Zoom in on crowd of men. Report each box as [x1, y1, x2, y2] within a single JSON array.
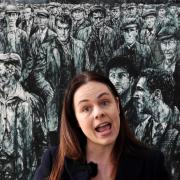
[[0, 1, 180, 180]]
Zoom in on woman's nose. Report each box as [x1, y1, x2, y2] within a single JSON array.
[[93, 106, 105, 119]]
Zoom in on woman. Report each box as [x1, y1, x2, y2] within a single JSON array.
[[34, 71, 169, 180]]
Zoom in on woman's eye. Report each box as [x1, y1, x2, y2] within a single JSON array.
[[82, 106, 91, 112], [101, 100, 109, 106]]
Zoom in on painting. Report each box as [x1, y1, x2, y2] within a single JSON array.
[[0, 0, 179, 179]]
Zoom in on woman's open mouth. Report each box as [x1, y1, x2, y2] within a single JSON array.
[[95, 122, 112, 136]]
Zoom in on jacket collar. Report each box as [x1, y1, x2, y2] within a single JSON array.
[[0, 83, 27, 103], [64, 157, 97, 180]]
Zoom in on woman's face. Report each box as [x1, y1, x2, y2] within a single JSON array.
[[73, 81, 120, 148]]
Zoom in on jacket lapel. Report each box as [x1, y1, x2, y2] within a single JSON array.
[[64, 157, 90, 180], [116, 154, 143, 180]]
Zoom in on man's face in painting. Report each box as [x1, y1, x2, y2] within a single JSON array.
[[160, 37, 177, 60], [5, 12, 18, 27], [145, 15, 156, 29], [133, 77, 152, 114], [56, 21, 71, 42], [38, 15, 48, 30], [109, 67, 132, 96], [110, 7, 120, 19], [72, 9, 84, 21], [123, 26, 138, 45], [91, 11, 105, 29], [23, 7, 31, 21]]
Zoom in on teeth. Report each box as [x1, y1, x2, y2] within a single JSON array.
[[97, 122, 109, 128], [95, 123, 111, 132]]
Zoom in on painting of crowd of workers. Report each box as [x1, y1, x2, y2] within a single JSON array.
[[0, 1, 180, 179]]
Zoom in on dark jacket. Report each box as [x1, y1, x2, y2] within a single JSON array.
[[34, 146, 169, 180], [113, 41, 153, 76]]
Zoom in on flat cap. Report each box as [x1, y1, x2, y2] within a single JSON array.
[[127, 3, 136, 9], [17, 4, 24, 10], [121, 3, 126, 9], [109, 3, 120, 10], [143, 4, 153, 10], [61, 5, 69, 12], [167, 2, 177, 7], [138, 3, 144, 7], [5, 4, 19, 14], [142, 8, 156, 18], [48, 2, 58, 8], [89, 5, 106, 17], [157, 26, 177, 40], [157, 4, 166, 10], [71, 5, 84, 13], [0, 53, 22, 68], [36, 9, 49, 18], [121, 18, 139, 30]]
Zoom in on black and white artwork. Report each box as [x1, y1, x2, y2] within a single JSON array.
[[0, 0, 180, 179]]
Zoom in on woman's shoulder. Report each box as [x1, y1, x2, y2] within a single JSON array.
[[138, 149, 170, 179], [129, 146, 168, 168], [33, 146, 58, 180], [134, 147, 164, 161], [118, 148, 170, 180]]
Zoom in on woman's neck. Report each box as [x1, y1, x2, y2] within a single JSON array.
[[86, 143, 116, 180], [86, 142, 114, 162]]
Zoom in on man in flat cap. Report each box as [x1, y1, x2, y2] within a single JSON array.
[[108, 3, 121, 24], [0, 4, 33, 85], [47, 1, 59, 15], [139, 8, 157, 54], [127, 3, 137, 18], [0, 4, 5, 32], [154, 26, 180, 111], [127, 3, 143, 29], [30, 8, 56, 65], [156, 4, 167, 30], [155, 26, 179, 72], [47, 2, 60, 31], [106, 3, 124, 50], [138, 3, 144, 17], [29, 9, 57, 144], [113, 17, 153, 76], [32, 9, 51, 42], [32, 14, 89, 144], [121, 3, 127, 18], [61, 5, 70, 15], [77, 5, 115, 74], [71, 5, 90, 38], [168, 2, 177, 18], [0, 53, 38, 179], [17, 5, 35, 38]]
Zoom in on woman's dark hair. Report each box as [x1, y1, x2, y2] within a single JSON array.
[[49, 71, 143, 180]]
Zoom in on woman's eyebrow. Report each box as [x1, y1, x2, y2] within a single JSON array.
[[78, 92, 110, 105], [97, 92, 110, 99], [78, 99, 89, 105]]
